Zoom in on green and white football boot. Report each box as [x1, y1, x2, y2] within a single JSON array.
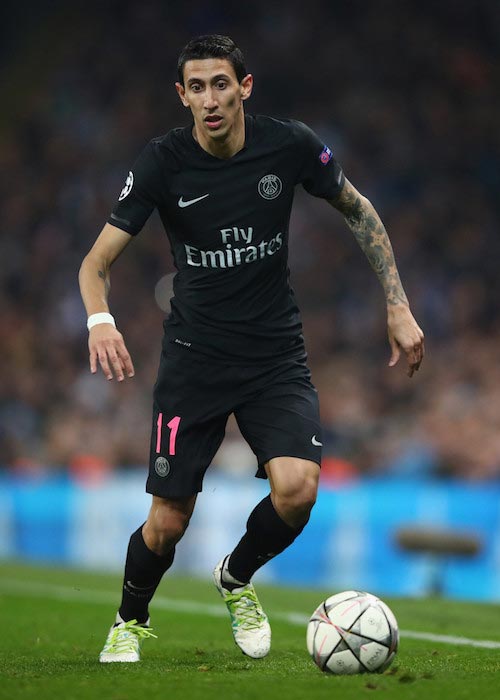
[[213, 557, 271, 659], [99, 616, 157, 663]]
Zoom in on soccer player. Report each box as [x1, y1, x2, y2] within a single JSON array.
[[79, 35, 424, 662]]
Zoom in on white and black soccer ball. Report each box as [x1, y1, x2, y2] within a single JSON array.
[[306, 591, 399, 675]]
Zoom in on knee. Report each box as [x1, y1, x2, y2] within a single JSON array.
[[273, 473, 318, 527], [291, 473, 318, 513], [144, 500, 192, 555], [151, 506, 190, 540]]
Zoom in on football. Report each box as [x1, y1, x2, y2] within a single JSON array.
[[306, 590, 399, 674]]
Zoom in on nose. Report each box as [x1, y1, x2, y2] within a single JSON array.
[[203, 87, 218, 110]]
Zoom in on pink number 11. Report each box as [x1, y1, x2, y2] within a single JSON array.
[[156, 414, 181, 456]]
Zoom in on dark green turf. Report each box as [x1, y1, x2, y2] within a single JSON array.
[[1, 561, 499, 700]]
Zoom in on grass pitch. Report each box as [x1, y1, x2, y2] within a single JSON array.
[[1, 562, 499, 700]]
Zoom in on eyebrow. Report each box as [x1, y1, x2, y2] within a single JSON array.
[[187, 73, 232, 86]]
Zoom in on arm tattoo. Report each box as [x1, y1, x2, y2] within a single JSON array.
[[331, 183, 408, 306], [98, 269, 111, 299]]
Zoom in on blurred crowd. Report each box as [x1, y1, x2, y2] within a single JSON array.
[[1, 0, 499, 481]]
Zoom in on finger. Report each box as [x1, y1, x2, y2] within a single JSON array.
[[388, 338, 400, 367], [89, 347, 97, 374], [107, 350, 125, 382], [415, 341, 425, 372], [413, 340, 425, 369], [407, 342, 424, 377], [98, 350, 113, 381], [118, 344, 135, 378]]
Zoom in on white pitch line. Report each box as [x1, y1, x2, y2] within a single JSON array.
[[399, 630, 500, 650], [1, 577, 500, 650]]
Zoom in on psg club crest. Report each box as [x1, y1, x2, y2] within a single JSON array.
[[154, 456, 170, 477], [258, 174, 282, 200], [119, 171, 134, 201]]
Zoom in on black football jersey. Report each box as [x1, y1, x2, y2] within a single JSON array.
[[108, 115, 344, 362]]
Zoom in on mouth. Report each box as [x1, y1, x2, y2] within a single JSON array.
[[204, 115, 224, 130]]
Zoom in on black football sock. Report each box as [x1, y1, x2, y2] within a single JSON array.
[[118, 524, 175, 624], [226, 495, 306, 585]]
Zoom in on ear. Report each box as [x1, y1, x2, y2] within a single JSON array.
[[240, 74, 253, 102], [175, 82, 190, 108]]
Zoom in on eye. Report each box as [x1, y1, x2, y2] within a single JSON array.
[[216, 81, 227, 89], [190, 83, 202, 92]]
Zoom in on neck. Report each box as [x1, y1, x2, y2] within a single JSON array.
[[193, 109, 246, 159]]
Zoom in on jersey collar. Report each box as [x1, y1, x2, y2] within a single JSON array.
[[184, 115, 254, 162]]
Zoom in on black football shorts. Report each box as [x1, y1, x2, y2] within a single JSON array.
[[146, 342, 322, 499]]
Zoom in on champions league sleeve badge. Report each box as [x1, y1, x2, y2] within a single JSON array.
[[319, 146, 333, 165], [119, 171, 134, 200]]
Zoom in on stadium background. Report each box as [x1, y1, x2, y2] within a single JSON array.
[[1, 0, 499, 600]]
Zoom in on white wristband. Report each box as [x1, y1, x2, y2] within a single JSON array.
[[87, 312, 116, 331]]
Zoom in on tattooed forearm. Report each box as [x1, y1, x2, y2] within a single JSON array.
[[330, 180, 408, 306], [98, 269, 111, 299]]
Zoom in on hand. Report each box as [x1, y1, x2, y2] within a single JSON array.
[[387, 304, 425, 378], [89, 324, 135, 381]]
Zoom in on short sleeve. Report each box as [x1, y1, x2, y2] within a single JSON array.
[[293, 121, 345, 200], [107, 141, 162, 236]]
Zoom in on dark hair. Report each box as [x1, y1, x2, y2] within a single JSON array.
[[177, 35, 247, 85]]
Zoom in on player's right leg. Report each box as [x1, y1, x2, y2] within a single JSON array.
[[99, 495, 196, 663], [100, 343, 230, 662]]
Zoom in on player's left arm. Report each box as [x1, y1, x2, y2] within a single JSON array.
[[328, 178, 424, 377]]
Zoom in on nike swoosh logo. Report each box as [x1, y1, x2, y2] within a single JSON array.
[[126, 581, 154, 591], [311, 435, 323, 447], [178, 194, 209, 208]]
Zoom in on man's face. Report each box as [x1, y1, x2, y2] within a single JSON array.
[[176, 58, 253, 142]]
